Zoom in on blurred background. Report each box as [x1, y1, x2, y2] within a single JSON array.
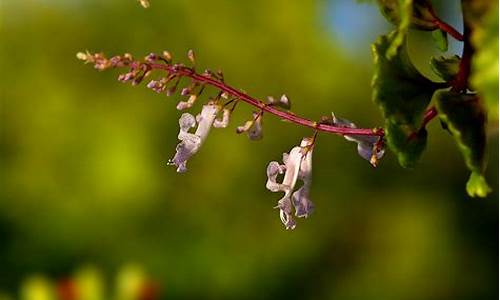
[[0, 0, 498, 299]]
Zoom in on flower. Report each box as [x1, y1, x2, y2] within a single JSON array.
[[168, 103, 219, 172], [213, 108, 231, 128], [236, 111, 263, 140], [266, 137, 315, 230], [332, 113, 385, 166]]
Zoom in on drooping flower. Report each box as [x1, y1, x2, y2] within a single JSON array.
[[168, 103, 220, 172], [237, 111, 263, 140], [332, 113, 385, 166], [213, 108, 231, 128], [266, 137, 315, 230], [267, 94, 291, 109]]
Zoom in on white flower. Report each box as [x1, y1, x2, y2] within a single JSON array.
[[168, 103, 219, 172], [266, 138, 315, 230], [332, 113, 384, 166], [176, 94, 198, 110], [237, 111, 263, 140], [213, 108, 231, 128]]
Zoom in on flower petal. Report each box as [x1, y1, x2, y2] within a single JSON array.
[[169, 104, 219, 172], [213, 108, 231, 128], [248, 112, 263, 140], [277, 197, 296, 230], [332, 113, 385, 165], [266, 161, 286, 192], [292, 185, 314, 218]]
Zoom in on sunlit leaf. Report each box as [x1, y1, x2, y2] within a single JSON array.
[[434, 89, 490, 197], [372, 32, 441, 168], [431, 29, 448, 52]]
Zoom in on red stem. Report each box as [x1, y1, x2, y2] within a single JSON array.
[[429, 7, 464, 41], [433, 18, 464, 41], [140, 62, 384, 137], [421, 106, 438, 129]]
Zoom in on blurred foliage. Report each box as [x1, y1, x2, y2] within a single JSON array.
[[0, 0, 498, 300]]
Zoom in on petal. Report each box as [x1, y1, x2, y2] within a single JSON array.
[[176, 95, 198, 110], [332, 113, 385, 165], [292, 185, 315, 218], [213, 108, 231, 128], [277, 197, 296, 230], [169, 139, 198, 173], [266, 161, 286, 192], [236, 111, 263, 140], [195, 103, 219, 140], [280, 210, 296, 230], [169, 105, 219, 173], [248, 112, 263, 140]]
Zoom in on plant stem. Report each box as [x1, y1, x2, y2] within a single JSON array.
[[433, 18, 464, 41], [139, 62, 384, 137], [421, 106, 438, 129], [429, 7, 464, 41]]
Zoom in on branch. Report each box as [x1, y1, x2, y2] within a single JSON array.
[[77, 52, 384, 137], [429, 8, 464, 41]]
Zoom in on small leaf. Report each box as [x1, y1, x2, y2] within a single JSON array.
[[434, 89, 490, 197], [466, 172, 492, 198], [372, 32, 440, 168], [430, 55, 460, 82], [432, 29, 448, 51]]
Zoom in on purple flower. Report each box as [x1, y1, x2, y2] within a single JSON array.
[[332, 113, 384, 166], [266, 138, 315, 230], [168, 103, 219, 172]]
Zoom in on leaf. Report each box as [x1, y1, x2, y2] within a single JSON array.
[[377, 0, 412, 58], [372, 32, 440, 168], [431, 29, 448, 51], [377, 0, 437, 31], [466, 172, 492, 198], [434, 89, 490, 197], [430, 55, 460, 82], [471, 2, 499, 121]]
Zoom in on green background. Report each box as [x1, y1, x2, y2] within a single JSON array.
[[1, 0, 498, 299]]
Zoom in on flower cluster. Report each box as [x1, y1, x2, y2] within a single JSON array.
[[77, 50, 386, 230], [266, 137, 315, 230]]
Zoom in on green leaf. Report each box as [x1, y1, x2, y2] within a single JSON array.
[[434, 89, 490, 197], [431, 29, 448, 51], [471, 2, 499, 121], [377, 0, 437, 31], [372, 32, 440, 168], [430, 55, 460, 82], [466, 172, 492, 198]]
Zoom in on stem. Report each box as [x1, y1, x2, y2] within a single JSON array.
[[421, 106, 438, 130], [432, 18, 464, 41], [139, 62, 384, 137], [429, 8, 464, 41]]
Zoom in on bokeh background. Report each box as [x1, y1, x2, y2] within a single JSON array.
[[1, 0, 498, 299]]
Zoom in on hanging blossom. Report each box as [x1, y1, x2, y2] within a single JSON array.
[[332, 113, 385, 167], [236, 111, 263, 140], [266, 137, 315, 230], [168, 102, 221, 172]]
